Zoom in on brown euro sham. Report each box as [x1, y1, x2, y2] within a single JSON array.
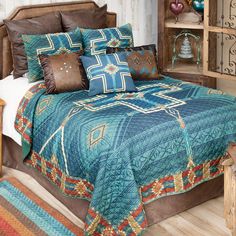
[[61, 5, 107, 32], [39, 51, 88, 94], [107, 44, 158, 62], [107, 44, 160, 80], [4, 12, 63, 79]]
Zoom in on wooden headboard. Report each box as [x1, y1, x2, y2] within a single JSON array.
[[0, 1, 117, 79]]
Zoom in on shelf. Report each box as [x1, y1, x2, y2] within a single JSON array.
[[165, 63, 203, 75], [165, 18, 204, 30]]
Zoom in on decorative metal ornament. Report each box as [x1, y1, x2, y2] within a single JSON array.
[[172, 31, 201, 69], [192, 0, 204, 13], [170, 0, 185, 22]]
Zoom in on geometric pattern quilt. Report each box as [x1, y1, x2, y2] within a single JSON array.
[[22, 28, 83, 83], [81, 23, 133, 56], [15, 76, 236, 235], [80, 52, 137, 96]]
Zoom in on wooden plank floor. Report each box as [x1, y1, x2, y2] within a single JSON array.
[[2, 167, 231, 236]]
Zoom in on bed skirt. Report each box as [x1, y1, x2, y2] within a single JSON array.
[[3, 135, 224, 226]]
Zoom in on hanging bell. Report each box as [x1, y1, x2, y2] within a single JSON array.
[[178, 34, 194, 59]]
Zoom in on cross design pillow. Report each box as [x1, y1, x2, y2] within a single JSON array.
[[80, 52, 137, 96]]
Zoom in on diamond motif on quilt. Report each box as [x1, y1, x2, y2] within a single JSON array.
[[89, 125, 106, 147], [87, 214, 101, 235], [152, 181, 163, 195], [51, 167, 57, 182], [75, 181, 87, 195], [31, 152, 37, 167], [101, 227, 116, 236], [187, 157, 195, 169], [203, 162, 210, 179], [51, 154, 58, 166], [41, 159, 47, 175], [174, 173, 183, 192], [61, 173, 66, 192], [104, 63, 119, 75], [107, 38, 121, 47], [118, 230, 126, 236], [127, 216, 143, 235], [188, 169, 196, 185]]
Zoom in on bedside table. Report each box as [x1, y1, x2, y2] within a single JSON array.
[[0, 99, 5, 177], [222, 143, 236, 236]]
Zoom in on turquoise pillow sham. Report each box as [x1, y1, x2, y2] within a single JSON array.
[[80, 52, 137, 96], [22, 28, 83, 82], [81, 23, 134, 56]]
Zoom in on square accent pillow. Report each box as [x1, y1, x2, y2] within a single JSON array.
[[61, 4, 108, 32], [22, 28, 83, 83], [39, 51, 88, 94], [4, 12, 63, 79], [81, 24, 134, 56], [106, 44, 160, 80], [80, 52, 137, 96]]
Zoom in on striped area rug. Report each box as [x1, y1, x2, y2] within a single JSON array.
[[0, 177, 83, 236]]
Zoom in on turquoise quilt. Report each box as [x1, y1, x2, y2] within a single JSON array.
[[15, 77, 236, 235]]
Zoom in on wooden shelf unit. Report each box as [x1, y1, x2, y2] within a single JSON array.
[[165, 18, 204, 29], [158, 0, 216, 88]]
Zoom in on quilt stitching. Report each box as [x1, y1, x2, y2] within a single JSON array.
[[15, 77, 236, 235]]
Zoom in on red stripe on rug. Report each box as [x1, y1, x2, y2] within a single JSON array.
[[0, 216, 20, 236], [0, 178, 83, 236]]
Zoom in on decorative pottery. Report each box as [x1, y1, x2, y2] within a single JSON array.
[[170, 0, 184, 21], [192, 0, 204, 13]]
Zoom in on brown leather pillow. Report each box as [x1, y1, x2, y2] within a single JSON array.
[[39, 51, 88, 94], [4, 12, 63, 79], [61, 5, 107, 32], [107, 44, 160, 80]]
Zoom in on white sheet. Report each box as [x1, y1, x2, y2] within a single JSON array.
[[0, 75, 39, 146]]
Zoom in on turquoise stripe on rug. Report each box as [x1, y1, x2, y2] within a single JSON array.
[[0, 181, 75, 236]]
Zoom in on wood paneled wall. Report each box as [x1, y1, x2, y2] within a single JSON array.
[[0, 0, 157, 46]]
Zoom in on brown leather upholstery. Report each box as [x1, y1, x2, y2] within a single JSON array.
[[4, 12, 63, 79], [39, 51, 88, 94], [0, 1, 117, 80], [61, 4, 108, 32]]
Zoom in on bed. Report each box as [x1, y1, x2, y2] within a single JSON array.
[[0, 1, 234, 235]]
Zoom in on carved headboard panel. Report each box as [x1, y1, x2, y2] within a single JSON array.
[[0, 1, 117, 79]]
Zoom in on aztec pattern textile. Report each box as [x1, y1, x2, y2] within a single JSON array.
[[107, 44, 160, 80], [81, 23, 133, 56], [22, 28, 83, 83], [15, 77, 236, 235], [81, 52, 137, 96], [126, 50, 159, 80], [0, 178, 83, 236]]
